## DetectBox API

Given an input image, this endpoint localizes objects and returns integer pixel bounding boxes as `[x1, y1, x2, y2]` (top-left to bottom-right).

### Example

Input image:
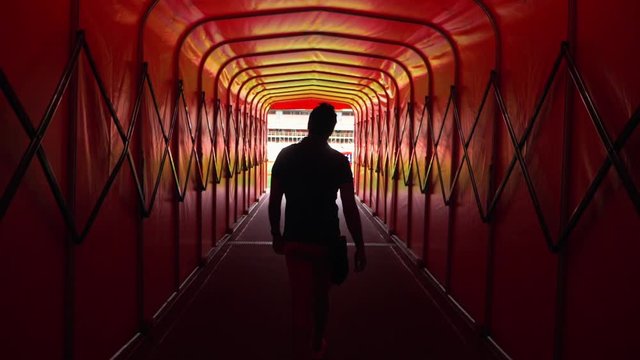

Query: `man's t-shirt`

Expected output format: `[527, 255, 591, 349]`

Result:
[271, 136, 353, 245]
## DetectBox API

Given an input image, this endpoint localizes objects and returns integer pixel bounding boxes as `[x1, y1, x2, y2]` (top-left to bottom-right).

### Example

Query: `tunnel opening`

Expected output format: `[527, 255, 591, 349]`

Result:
[266, 99, 355, 188]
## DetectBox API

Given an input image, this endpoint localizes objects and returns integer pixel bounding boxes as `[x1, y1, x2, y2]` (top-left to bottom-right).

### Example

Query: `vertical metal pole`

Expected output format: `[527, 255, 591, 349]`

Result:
[264, 116, 267, 193]
[361, 116, 366, 203]
[360, 118, 365, 198]
[238, 106, 243, 215]
[233, 106, 239, 223]
[445, 87, 460, 292]
[135, 67, 147, 333]
[244, 110, 249, 212]
[358, 119, 361, 195]
[256, 117, 261, 198]
[484, 71, 501, 338]
[261, 118, 265, 195]
[247, 112, 251, 210]
[368, 115, 374, 208]
[196, 92, 204, 264]
[353, 120, 357, 195]
[240, 107, 244, 214]
[245, 113, 250, 210]
[136, 0, 151, 333]
[422, 97, 433, 266]
[375, 115, 381, 216]
[261, 116, 263, 194]
[252, 116, 256, 203]
[477, 0, 502, 336]
[384, 107, 390, 222]
[64, 2, 80, 358]
[407, 101, 414, 248]
[363, 118, 369, 204]
[390, 104, 400, 234]
[354, 118, 365, 201]
[361, 118, 365, 200]
[225, 104, 232, 233]
[173, 82, 181, 291]
[483, 161, 497, 333]
[211, 99, 218, 245]
[233, 106, 238, 221]
[554, 1, 577, 358]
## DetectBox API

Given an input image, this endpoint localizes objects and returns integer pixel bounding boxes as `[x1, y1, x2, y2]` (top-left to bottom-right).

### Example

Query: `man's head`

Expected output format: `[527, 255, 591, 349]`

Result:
[308, 103, 337, 140]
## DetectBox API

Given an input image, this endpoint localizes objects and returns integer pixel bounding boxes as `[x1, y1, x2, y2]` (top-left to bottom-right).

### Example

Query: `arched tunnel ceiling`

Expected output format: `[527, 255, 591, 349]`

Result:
[142, 0, 497, 114]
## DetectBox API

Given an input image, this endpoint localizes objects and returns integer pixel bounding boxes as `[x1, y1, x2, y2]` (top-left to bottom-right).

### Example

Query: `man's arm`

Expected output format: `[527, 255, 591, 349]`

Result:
[268, 176, 285, 254]
[339, 182, 367, 272]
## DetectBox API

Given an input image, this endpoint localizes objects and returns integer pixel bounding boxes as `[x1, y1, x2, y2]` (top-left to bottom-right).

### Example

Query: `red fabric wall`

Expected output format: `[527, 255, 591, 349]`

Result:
[0, 2, 71, 358]
[0, 0, 264, 358]
[563, 1, 640, 358]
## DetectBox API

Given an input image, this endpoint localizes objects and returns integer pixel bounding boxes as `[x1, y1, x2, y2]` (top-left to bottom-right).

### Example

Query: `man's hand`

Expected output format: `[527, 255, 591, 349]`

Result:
[272, 234, 285, 255]
[269, 176, 284, 255]
[354, 247, 367, 272]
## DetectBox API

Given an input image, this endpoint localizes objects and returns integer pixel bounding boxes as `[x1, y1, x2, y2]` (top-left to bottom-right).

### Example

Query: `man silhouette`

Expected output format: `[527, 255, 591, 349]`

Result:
[269, 103, 367, 360]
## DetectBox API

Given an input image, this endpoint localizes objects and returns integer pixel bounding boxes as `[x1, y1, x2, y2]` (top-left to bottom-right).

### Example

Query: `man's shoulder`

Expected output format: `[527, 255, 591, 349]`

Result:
[328, 147, 349, 163]
[277, 143, 300, 158]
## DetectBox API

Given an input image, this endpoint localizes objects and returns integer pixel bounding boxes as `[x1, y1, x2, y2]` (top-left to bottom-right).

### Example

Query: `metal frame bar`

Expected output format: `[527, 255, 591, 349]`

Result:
[166, 6, 462, 88]
[408, 43, 639, 253]
[253, 84, 373, 112]
[207, 48, 413, 213]
[0, 32, 145, 242]
[263, 94, 361, 117]
[195, 30, 430, 104]
[242, 74, 382, 159]
[228, 59, 396, 128]
[240, 82, 372, 175]
[261, 91, 366, 123]
[198, 46, 408, 198]
[222, 58, 398, 190]
[209, 47, 413, 116]
[242, 75, 383, 115]
[226, 60, 394, 109]
[0, 32, 236, 243]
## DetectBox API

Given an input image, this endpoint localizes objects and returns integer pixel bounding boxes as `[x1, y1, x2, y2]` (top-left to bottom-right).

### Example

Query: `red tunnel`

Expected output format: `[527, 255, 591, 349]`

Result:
[1, 1, 639, 359]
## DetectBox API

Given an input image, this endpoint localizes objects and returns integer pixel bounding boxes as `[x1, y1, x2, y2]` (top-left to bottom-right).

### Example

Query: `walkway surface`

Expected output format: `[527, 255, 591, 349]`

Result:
[146, 195, 486, 360]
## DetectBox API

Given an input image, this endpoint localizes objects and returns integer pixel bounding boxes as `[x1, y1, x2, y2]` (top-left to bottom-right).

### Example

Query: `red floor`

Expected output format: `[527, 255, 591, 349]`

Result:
[141, 196, 490, 360]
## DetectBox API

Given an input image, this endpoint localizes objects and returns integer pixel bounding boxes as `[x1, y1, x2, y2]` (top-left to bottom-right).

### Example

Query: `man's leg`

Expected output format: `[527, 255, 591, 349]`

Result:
[285, 245, 314, 360]
[312, 258, 331, 352]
